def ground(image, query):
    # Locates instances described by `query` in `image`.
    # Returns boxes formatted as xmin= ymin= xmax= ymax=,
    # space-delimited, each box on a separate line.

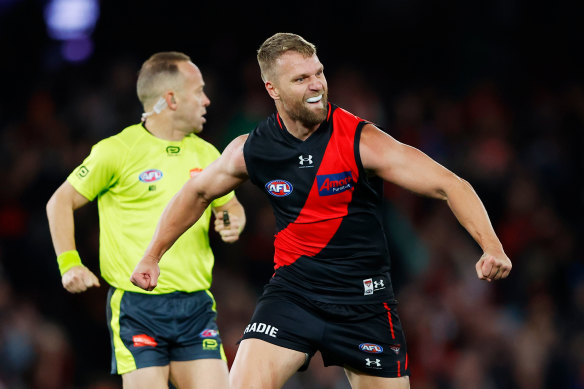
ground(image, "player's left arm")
xmin=213 ymin=197 xmax=246 ymax=243
xmin=359 ymin=123 xmax=512 ymax=282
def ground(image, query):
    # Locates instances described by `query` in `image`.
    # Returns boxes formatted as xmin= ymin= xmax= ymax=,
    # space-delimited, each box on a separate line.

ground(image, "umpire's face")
xmin=174 ymin=61 xmax=211 ymax=134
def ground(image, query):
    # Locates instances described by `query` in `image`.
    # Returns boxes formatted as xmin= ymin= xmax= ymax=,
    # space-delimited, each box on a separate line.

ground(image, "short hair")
xmin=136 ymin=51 xmax=191 ymax=108
xmin=257 ymin=33 xmax=316 ymax=82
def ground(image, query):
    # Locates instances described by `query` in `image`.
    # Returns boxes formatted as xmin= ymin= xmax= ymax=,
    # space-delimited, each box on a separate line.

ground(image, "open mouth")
xmin=306 ymin=95 xmax=323 ymax=104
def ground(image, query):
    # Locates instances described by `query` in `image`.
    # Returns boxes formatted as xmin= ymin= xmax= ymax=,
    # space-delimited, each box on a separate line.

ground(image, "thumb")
xmin=89 ymin=272 xmax=100 ymax=287
xmin=147 ymin=272 xmax=159 ymax=291
xmin=83 ymin=271 xmax=100 ymax=288
xmin=475 ymin=259 xmax=485 ymax=280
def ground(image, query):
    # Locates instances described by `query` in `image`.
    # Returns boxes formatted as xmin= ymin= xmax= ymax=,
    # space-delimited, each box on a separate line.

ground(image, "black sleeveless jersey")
xmin=243 ymin=103 xmax=394 ymax=304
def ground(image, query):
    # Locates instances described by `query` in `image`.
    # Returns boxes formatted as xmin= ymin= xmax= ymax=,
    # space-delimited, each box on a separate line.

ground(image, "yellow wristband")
xmin=57 ymin=250 xmax=83 ymax=276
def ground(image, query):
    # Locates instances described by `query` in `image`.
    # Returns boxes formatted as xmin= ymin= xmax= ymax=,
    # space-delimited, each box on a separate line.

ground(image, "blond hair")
xmin=136 ymin=52 xmax=191 ymax=109
xmin=257 ymin=33 xmax=316 ymax=82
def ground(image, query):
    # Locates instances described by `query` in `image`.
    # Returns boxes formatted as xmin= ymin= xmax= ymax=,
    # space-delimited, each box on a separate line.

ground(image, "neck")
xmin=276 ymin=105 xmax=321 ymax=141
xmin=143 ymin=114 xmax=187 ymax=141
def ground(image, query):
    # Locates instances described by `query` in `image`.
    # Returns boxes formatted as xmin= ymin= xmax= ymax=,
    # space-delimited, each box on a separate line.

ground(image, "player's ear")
xmin=265 ymin=81 xmax=280 ymax=101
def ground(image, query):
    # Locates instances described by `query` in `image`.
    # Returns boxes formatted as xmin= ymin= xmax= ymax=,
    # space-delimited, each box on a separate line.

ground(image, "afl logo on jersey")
xmin=265 ymin=179 xmax=293 ymax=197
xmin=139 ymin=169 xmax=163 ymax=183
xmin=359 ymin=343 xmax=384 ymax=354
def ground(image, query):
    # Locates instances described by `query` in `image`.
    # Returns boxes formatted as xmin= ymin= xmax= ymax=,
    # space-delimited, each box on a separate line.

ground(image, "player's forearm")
xmin=46 ymin=192 xmax=77 ymax=255
xmin=444 ymin=178 xmax=504 ymax=254
xmin=145 ymin=186 xmax=210 ymax=260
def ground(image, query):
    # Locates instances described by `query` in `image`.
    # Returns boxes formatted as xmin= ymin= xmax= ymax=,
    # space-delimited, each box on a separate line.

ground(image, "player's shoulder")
xmin=94 ymin=123 xmax=145 ymax=152
xmin=184 ymin=133 xmax=222 ymax=155
xmin=330 ymin=103 xmax=365 ymax=125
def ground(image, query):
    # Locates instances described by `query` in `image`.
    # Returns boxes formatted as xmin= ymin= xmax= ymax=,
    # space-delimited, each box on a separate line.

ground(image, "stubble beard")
xmin=285 ymin=91 xmax=329 ymax=128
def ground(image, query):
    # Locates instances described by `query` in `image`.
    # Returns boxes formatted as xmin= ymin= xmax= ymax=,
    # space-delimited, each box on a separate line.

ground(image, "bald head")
xmin=136 ymin=51 xmax=192 ymax=110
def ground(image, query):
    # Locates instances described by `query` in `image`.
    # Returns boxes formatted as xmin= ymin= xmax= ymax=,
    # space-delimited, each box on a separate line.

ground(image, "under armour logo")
xmin=374 ymin=280 xmax=384 ymax=289
xmin=365 ymin=358 xmax=381 ymax=367
xmin=299 ymin=155 xmax=313 ymax=166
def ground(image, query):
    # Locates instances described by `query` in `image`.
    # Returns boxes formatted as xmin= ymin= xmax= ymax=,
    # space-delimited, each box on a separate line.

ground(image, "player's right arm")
xmin=46 ymin=181 xmax=100 ymax=293
xmin=131 ymin=134 xmax=249 ymax=291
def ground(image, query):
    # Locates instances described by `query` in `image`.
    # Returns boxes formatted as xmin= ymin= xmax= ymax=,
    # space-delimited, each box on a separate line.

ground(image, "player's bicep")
xmin=186 ymin=135 xmax=249 ymax=203
xmin=360 ymin=124 xmax=456 ymax=199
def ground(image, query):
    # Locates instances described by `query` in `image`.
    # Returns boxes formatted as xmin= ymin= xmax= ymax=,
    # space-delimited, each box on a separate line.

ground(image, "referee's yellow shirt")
xmin=67 ymin=124 xmax=234 ymax=294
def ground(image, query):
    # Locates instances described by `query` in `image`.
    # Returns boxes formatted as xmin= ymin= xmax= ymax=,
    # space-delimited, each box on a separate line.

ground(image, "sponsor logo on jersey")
xmin=76 ymin=165 xmax=89 ymax=178
xmin=359 ymin=343 xmax=384 ymax=353
xmin=265 ymin=180 xmax=293 ymax=197
xmin=200 ymin=329 xmax=218 ymax=338
xmin=139 ymin=169 xmax=163 ymax=183
xmin=202 ymin=339 xmax=218 ymax=350
xmin=132 ymin=334 xmax=157 ymax=347
xmin=363 ymin=278 xmax=374 ymax=295
xmin=243 ymin=322 xmax=279 ymax=338
xmin=190 ymin=167 xmax=203 ymax=178
xmin=363 ymin=277 xmax=386 ymax=295
xmin=316 ymin=171 xmax=354 ymax=196
xmin=166 ymin=146 xmax=180 ymax=155
xmin=298 ymin=154 xmax=313 ymax=168
xmin=365 ymin=358 xmax=382 ymax=368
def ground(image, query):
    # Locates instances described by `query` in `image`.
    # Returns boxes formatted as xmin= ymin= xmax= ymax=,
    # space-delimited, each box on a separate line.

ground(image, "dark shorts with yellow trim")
xmin=106 ymin=287 xmax=226 ymax=375
xmin=240 ymin=289 xmax=409 ymax=378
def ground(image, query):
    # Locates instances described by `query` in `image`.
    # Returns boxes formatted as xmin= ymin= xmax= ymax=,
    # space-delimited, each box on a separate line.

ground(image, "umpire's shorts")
xmin=106 ymin=287 xmax=226 ymax=375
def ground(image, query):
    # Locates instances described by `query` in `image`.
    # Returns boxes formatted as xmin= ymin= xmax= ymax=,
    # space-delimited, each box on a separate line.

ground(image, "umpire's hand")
xmin=130 ymin=255 xmax=160 ymax=291
xmin=62 ymin=266 xmax=100 ymax=293
xmin=214 ymin=211 xmax=243 ymax=243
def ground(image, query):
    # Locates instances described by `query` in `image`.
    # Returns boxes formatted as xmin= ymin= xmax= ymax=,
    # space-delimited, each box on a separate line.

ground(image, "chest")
xmin=112 ymin=143 xmax=209 ymax=201
xmin=250 ymin=126 xmax=360 ymax=214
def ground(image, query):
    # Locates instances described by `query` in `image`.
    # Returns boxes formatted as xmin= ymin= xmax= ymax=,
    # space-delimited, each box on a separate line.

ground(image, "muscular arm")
xmin=131 ymin=134 xmax=249 ymax=290
xmin=360 ymin=124 xmax=511 ymax=281
xmin=46 ymin=181 xmax=100 ymax=292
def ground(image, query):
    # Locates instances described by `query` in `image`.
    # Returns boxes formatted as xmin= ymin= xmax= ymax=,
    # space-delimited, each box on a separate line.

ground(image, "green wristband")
xmin=57 ymin=250 xmax=83 ymax=276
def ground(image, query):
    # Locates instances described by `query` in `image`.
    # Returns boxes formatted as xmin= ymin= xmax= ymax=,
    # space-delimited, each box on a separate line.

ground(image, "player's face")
xmin=175 ymin=62 xmax=210 ymax=134
xmin=273 ymin=52 xmax=328 ymax=127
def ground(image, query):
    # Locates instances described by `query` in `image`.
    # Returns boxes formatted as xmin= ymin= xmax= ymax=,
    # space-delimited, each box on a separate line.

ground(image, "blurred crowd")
xmin=1 ymin=37 xmax=583 ymax=389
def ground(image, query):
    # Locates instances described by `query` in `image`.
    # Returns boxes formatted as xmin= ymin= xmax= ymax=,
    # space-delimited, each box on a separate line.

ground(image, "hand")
xmin=475 ymin=251 xmax=512 ymax=282
xmin=214 ymin=212 xmax=242 ymax=243
xmin=130 ymin=255 xmax=160 ymax=291
xmin=62 ymin=265 xmax=100 ymax=293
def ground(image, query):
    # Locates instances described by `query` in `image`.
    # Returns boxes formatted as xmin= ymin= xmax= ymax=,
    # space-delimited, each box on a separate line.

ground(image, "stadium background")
xmin=0 ymin=0 xmax=583 ymax=388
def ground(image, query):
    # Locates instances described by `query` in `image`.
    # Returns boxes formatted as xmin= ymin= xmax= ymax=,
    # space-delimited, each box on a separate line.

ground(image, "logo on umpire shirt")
xmin=190 ymin=167 xmax=203 ymax=178
xmin=166 ymin=146 xmax=180 ymax=155
xmin=139 ymin=169 xmax=163 ymax=183
xmin=265 ymin=180 xmax=293 ymax=197
xmin=76 ymin=165 xmax=89 ymax=178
